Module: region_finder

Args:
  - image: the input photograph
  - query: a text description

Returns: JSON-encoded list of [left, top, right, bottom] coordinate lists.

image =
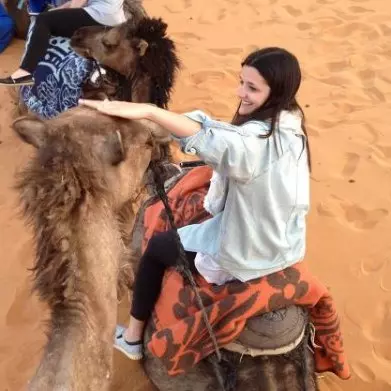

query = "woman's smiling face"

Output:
[[236, 65, 271, 115]]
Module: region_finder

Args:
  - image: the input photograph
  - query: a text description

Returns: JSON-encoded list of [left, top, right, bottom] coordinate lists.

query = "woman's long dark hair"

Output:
[[232, 47, 311, 170]]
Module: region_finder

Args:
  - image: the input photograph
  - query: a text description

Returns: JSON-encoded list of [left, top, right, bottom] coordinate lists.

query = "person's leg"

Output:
[[0, 8, 101, 85], [115, 230, 196, 359]]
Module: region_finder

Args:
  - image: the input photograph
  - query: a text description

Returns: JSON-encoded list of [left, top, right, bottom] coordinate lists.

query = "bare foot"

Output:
[[11, 69, 31, 79]]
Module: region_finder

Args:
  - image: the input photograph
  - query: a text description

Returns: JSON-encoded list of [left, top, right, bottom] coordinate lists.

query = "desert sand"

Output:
[[0, 0, 390, 389]]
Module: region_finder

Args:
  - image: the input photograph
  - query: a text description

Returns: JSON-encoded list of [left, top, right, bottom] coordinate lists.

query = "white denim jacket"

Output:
[[177, 110, 310, 282]]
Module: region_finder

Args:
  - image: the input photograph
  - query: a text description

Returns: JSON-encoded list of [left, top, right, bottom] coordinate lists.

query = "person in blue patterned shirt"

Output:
[[0, 0, 125, 87]]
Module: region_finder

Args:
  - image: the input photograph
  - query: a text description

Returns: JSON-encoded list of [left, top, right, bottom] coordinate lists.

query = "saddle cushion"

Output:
[[235, 305, 308, 351]]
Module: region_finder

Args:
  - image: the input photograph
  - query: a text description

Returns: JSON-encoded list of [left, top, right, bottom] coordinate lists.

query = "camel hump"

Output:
[[225, 306, 308, 355]]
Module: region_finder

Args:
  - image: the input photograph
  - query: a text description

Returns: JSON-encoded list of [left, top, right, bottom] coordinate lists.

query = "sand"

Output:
[[0, 0, 391, 389]]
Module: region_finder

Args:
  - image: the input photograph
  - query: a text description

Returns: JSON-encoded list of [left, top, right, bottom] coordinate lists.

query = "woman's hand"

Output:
[[79, 99, 202, 139], [78, 99, 155, 120]]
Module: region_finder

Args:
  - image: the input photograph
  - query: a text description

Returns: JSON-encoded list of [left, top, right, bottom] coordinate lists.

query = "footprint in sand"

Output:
[[340, 202, 388, 230], [375, 144, 391, 159], [316, 202, 335, 217], [182, 0, 191, 9], [326, 60, 350, 72], [316, 0, 337, 4], [283, 5, 302, 17], [316, 196, 389, 230], [363, 301, 391, 351], [315, 16, 344, 29], [359, 257, 391, 294], [330, 9, 359, 21], [351, 362, 376, 382], [328, 22, 378, 38], [378, 69, 391, 85], [163, 5, 183, 14], [316, 119, 341, 129], [209, 48, 243, 56], [191, 70, 231, 86], [373, 341, 391, 366], [344, 297, 369, 331], [306, 125, 320, 138], [174, 32, 202, 42], [217, 9, 226, 21], [362, 123, 380, 144], [380, 261, 391, 292], [316, 75, 353, 87], [358, 69, 375, 85], [297, 22, 311, 31], [364, 87, 386, 102], [345, 299, 391, 344], [380, 24, 391, 36], [164, 0, 192, 13], [342, 152, 360, 178], [348, 6, 374, 14], [360, 257, 387, 276]]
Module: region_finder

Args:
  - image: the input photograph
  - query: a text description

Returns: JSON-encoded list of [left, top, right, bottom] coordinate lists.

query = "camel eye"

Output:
[[102, 40, 117, 50]]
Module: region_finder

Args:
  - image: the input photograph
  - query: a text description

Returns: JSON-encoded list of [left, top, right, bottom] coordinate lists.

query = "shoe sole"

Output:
[[113, 343, 143, 361], [0, 81, 34, 87]]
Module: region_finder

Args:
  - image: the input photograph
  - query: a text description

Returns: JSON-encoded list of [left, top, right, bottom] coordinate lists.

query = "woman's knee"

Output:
[[144, 230, 179, 265]]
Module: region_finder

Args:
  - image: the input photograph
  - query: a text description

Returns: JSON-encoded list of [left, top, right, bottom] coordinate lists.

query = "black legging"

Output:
[[21, 9, 102, 73], [131, 230, 197, 321]]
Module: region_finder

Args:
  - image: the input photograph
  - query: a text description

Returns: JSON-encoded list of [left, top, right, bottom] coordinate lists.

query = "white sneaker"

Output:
[[113, 325, 143, 360]]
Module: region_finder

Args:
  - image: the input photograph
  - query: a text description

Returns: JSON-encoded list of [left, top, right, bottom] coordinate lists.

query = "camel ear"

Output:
[[101, 130, 125, 165], [12, 117, 48, 148], [137, 39, 148, 56], [138, 118, 171, 143]]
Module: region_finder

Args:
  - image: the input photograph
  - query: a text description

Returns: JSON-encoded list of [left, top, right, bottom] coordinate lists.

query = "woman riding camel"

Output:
[[0, 0, 125, 86], [80, 47, 311, 360]]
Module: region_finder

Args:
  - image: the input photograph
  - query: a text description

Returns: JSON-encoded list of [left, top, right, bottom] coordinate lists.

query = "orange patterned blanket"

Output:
[[142, 165, 350, 379]]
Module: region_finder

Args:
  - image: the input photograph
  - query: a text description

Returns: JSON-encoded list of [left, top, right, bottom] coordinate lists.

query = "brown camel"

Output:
[[70, 17, 180, 107], [13, 106, 171, 390]]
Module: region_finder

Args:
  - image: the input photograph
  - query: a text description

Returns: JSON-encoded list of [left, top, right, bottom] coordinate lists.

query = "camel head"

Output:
[[12, 106, 171, 306], [70, 17, 180, 108]]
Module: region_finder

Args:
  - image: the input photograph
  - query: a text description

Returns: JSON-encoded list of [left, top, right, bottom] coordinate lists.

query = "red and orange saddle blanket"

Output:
[[142, 165, 350, 380]]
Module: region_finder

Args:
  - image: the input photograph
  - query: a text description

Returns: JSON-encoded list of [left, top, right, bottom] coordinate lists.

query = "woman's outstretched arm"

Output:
[[79, 100, 202, 138]]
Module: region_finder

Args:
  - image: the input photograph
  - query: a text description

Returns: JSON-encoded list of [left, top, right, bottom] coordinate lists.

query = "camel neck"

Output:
[[29, 202, 122, 391]]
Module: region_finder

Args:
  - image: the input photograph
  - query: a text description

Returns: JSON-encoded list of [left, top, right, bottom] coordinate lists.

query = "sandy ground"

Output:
[[0, 0, 391, 389]]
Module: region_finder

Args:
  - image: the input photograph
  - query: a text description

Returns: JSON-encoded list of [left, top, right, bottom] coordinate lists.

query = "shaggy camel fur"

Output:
[[71, 17, 180, 106], [13, 106, 170, 391]]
